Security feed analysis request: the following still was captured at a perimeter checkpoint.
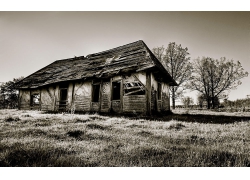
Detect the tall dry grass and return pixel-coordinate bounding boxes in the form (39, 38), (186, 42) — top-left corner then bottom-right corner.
(0, 109), (249, 167)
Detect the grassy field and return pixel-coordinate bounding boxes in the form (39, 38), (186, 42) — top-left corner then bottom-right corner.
(0, 109), (249, 167)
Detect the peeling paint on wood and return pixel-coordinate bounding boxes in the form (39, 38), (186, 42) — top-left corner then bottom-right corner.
(161, 82), (170, 111)
(111, 100), (121, 113)
(74, 81), (91, 111)
(91, 102), (99, 112)
(123, 95), (146, 113)
(101, 81), (111, 112)
(19, 89), (30, 110)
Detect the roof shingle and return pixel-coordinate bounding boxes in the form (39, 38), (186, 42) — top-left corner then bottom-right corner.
(16, 40), (177, 88)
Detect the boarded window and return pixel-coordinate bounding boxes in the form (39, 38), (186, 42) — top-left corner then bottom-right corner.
(31, 94), (40, 106)
(92, 84), (100, 102)
(124, 81), (145, 96)
(158, 83), (162, 100)
(112, 81), (121, 100)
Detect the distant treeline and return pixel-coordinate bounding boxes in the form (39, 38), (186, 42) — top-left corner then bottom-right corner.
(174, 97), (250, 112)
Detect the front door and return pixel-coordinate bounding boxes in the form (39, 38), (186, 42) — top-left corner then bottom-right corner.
(59, 88), (68, 111)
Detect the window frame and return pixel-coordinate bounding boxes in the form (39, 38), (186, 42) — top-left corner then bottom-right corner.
(30, 93), (40, 106)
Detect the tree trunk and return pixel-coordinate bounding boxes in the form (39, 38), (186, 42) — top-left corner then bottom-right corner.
(207, 98), (210, 109)
(211, 97), (215, 109)
(172, 89), (175, 109)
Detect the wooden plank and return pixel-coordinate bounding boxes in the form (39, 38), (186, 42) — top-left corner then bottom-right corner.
(123, 95), (146, 113)
(146, 71), (151, 115)
(110, 78), (112, 112)
(157, 100), (162, 112)
(91, 102), (99, 112)
(100, 81), (110, 112)
(71, 82), (75, 108)
(99, 80), (103, 111)
(124, 89), (143, 96)
(120, 79), (123, 113)
(111, 100), (121, 113)
(90, 82), (93, 110)
(74, 96), (91, 111)
(39, 88), (42, 111)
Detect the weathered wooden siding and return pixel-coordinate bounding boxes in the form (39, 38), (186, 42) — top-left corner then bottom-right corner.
(151, 72), (158, 90)
(111, 100), (121, 113)
(150, 73), (158, 112)
(123, 95), (146, 113)
(19, 69), (171, 114)
(19, 89), (30, 110)
(122, 72), (147, 113)
(73, 81), (91, 111)
(67, 82), (74, 109)
(157, 100), (162, 112)
(101, 81), (111, 112)
(91, 102), (99, 112)
(41, 86), (55, 111)
(161, 82), (170, 111)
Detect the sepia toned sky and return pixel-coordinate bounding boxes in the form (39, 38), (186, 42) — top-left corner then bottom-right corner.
(0, 11), (250, 103)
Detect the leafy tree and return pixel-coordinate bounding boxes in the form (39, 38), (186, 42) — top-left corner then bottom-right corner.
(188, 57), (248, 109)
(152, 42), (192, 109)
(181, 96), (194, 108)
(0, 77), (24, 109)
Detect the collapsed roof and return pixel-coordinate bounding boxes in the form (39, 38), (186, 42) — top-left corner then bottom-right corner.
(16, 40), (178, 89)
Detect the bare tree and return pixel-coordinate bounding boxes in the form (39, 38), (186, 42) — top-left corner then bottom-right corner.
(152, 42), (192, 109)
(188, 57), (248, 109)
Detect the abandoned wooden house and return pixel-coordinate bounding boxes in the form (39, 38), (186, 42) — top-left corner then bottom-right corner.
(15, 40), (177, 115)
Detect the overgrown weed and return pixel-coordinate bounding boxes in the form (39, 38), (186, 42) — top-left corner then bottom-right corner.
(4, 115), (20, 122)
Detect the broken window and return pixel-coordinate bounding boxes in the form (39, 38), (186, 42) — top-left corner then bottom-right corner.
(31, 94), (40, 106)
(112, 81), (121, 100)
(92, 84), (100, 102)
(158, 82), (162, 100)
(124, 81), (145, 96)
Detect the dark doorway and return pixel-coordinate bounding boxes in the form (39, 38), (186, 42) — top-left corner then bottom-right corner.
(92, 84), (100, 102)
(59, 82), (68, 110)
(59, 89), (68, 109)
(112, 81), (121, 100)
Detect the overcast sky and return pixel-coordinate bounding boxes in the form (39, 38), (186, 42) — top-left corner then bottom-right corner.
(0, 11), (249, 103)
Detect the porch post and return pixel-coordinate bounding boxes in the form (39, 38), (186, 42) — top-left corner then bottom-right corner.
(146, 71), (151, 116)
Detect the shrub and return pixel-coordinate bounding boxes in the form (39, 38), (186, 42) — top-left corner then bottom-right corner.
(4, 115), (20, 122)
